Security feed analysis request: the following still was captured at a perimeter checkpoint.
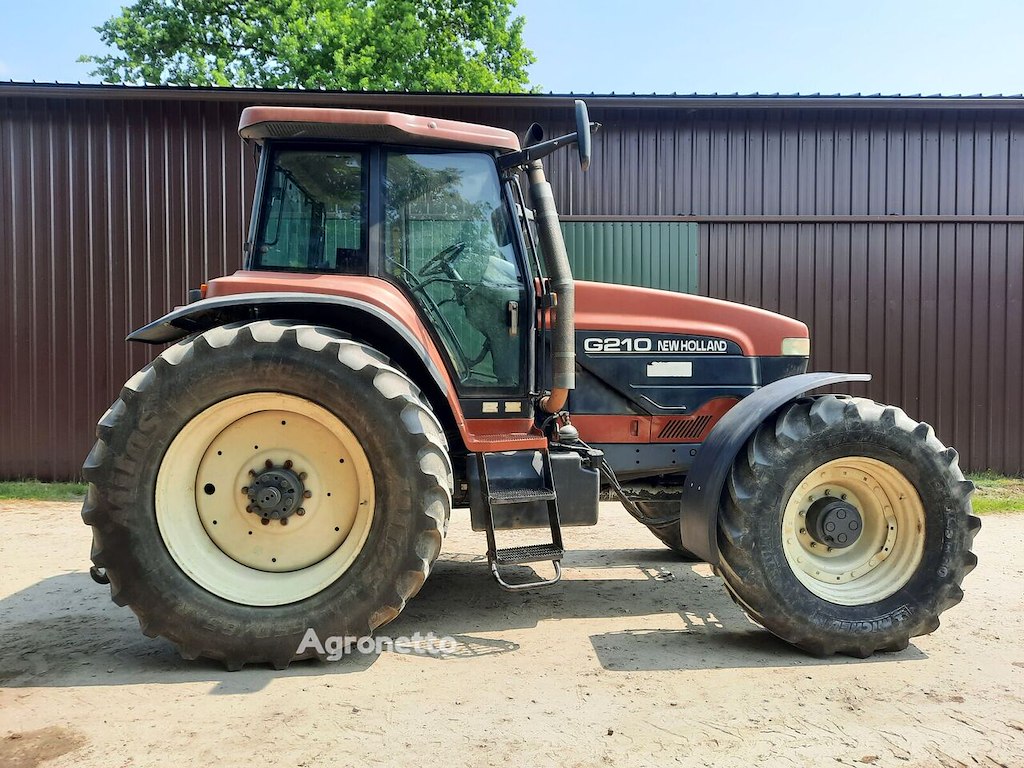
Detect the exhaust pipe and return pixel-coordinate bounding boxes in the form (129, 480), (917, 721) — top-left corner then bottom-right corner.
(527, 159), (575, 413)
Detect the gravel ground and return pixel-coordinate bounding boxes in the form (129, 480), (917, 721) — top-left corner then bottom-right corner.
(0, 500), (1021, 768)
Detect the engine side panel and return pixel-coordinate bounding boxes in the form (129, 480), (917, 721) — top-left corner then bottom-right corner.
(568, 331), (809, 482)
(568, 281), (809, 478)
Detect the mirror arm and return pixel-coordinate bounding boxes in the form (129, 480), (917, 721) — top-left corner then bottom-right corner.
(497, 124), (600, 171)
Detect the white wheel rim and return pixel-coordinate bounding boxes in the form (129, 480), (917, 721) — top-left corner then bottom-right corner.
(156, 393), (375, 606)
(781, 457), (925, 606)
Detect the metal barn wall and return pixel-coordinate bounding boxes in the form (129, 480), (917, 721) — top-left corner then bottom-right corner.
(0, 95), (257, 479)
(562, 221), (699, 293)
(1, 86), (1022, 477)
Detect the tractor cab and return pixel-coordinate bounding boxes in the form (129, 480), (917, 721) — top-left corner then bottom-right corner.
(247, 131), (532, 394)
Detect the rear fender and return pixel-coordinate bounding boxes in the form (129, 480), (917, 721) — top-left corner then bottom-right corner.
(128, 292), (455, 436)
(679, 372), (872, 565)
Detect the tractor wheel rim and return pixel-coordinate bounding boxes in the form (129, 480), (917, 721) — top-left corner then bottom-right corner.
(156, 393), (375, 607)
(781, 457), (925, 606)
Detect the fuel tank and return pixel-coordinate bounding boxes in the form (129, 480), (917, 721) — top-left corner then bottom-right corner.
(568, 281), (810, 478)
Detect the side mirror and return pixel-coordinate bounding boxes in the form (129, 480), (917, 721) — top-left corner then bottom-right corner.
(575, 100), (592, 172)
(523, 122), (545, 148)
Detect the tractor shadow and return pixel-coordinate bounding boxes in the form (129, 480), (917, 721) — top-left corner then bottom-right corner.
(0, 547), (924, 691)
(404, 546), (927, 672)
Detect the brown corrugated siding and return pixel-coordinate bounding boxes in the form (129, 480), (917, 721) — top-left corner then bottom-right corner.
(1, 88), (1022, 477)
(0, 96), (257, 479)
(702, 221), (1024, 473)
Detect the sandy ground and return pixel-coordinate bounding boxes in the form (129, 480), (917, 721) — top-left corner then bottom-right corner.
(0, 500), (1021, 768)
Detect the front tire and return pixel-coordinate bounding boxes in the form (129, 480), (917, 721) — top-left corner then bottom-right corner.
(633, 501), (700, 560)
(717, 395), (979, 657)
(82, 321), (452, 669)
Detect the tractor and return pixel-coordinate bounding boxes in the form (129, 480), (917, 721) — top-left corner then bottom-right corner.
(82, 101), (979, 669)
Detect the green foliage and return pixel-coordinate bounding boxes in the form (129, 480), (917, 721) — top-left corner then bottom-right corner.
(0, 481), (88, 501)
(81, 0), (536, 92)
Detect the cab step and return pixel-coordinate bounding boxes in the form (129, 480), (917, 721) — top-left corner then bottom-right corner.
(478, 450), (564, 591)
(492, 543), (563, 566)
(488, 487), (556, 505)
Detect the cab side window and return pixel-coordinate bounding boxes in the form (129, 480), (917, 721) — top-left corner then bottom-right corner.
(254, 149), (367, 274)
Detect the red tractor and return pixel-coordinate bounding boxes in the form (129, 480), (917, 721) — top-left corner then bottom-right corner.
(83, 101), (979, 669)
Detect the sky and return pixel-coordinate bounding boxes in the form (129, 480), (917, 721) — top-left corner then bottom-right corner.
(1, 0), (1023, 95)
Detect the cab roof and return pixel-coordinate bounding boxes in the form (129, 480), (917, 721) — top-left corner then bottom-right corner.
(238, 106), (520, 152)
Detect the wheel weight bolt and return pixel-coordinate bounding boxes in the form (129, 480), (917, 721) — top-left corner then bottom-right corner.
(303, 490), (312, 499)
(799, 527), (806, 534)
(280, 518), (288, 526)
(284, 460), (293, 469)
(265, 459), (274, 469)
(248, 469), (256, 477)
(260, 518), (270, 526)
(241, 486), (249, 494)
(297, 508), (305, 516)
(841, 494), (847, 500)
(298, 472), (308, 481)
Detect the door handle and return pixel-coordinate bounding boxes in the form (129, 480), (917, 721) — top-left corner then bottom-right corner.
(507, 300), (519, 336)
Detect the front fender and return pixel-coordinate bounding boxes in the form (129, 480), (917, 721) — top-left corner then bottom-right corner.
(679, 372), (872, 565)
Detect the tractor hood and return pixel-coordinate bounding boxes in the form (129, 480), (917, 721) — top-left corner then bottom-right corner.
(573, 281), (808, 357)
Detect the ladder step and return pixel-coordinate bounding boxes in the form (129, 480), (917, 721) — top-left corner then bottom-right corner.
(493, 543), (563, 566)
(488, 487), (556, 505)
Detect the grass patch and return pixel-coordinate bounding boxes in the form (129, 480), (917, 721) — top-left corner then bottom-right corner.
(0, 473), (1021, 511)
(0, 480), (88, 501)
(967, 472), (1024, 514)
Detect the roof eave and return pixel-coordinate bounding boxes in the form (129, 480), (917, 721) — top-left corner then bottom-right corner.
(3, 81), (1024, 111)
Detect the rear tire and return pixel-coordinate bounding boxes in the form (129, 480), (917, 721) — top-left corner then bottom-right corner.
(633, 501), (701, 560)
(716, 395), (979, 657)
(82, 321), (452, 669)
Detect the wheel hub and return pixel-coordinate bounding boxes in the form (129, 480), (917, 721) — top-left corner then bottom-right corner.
(245, 462), (306, 521)
(806, 496), (863, 548)
(781, 457), (926, 606)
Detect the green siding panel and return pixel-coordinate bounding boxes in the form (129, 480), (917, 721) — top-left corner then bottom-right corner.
(561, 221), (699, 293)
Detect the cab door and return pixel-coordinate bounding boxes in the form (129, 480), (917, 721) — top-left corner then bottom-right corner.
(381, 149), (532, 408)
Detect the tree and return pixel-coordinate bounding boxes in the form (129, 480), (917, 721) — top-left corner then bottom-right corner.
(81, 0), (536, 92)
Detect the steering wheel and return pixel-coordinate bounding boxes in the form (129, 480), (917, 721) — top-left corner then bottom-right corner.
(385, 256), (475, 364)
(421, 241), (466, 278)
